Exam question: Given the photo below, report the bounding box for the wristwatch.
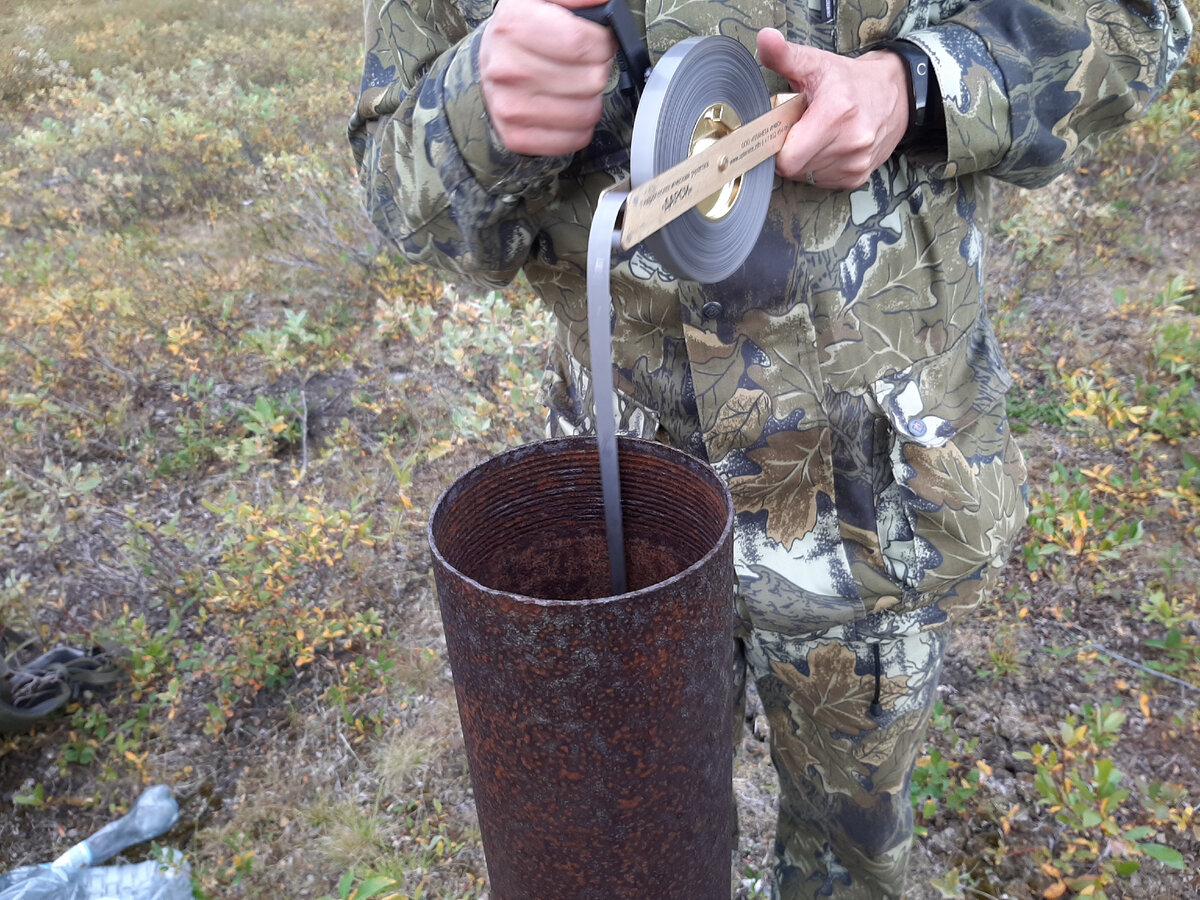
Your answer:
[877,39,940,151]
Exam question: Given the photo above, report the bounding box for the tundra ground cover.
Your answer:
[1,2,1198,898]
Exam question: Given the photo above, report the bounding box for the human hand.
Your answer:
[479,0,618,156]
[755,28,909,189]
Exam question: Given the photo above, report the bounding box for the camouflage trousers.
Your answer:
[734,619,948,900]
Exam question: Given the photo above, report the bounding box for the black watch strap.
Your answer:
[878,39,939,151]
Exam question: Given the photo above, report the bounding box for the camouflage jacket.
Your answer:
[350,0,1192,638]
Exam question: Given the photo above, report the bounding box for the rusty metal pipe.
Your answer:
[428,436,736,899]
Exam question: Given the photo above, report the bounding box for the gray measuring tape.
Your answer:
[631,36,775,282]
[587,35,778,594]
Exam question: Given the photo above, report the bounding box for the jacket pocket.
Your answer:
[868,313,1028,607]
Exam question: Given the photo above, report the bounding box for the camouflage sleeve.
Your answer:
[348,0,573,284]
[902,0,1193,187]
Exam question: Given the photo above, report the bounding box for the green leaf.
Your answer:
[1095,758,1117,786]
[1137,842,1185,869]
[352,875,404,899]
[1123,825,1155,842]
[13,783,45,806]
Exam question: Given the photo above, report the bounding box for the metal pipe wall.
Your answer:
[428,437,736,899]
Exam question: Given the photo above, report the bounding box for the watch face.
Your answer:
[883,40,933,140]
[903,45,930,118]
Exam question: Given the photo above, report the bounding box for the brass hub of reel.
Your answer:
[689,102,743,221]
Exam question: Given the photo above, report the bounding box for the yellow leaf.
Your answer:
[1140,692,1152,720]
[1043,882,1066,899]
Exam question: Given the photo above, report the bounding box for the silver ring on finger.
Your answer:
[805,170,817,186]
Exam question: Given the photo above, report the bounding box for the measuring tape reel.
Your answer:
[629,36,774,283]
[582,24,802,592]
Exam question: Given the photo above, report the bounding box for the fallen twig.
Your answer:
[1042,617,1200,694]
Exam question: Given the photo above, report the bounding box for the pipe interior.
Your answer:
[432,444,729,600]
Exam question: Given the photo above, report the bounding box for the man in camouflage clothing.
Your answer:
[350,0,1192,895]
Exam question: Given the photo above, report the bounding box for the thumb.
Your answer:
[756,28,820,89]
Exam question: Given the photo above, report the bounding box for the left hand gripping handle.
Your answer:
[572,0,651,110]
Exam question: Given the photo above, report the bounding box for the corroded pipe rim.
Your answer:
[427,435,735,606]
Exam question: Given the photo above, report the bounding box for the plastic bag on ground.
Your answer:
[0,785,192,899]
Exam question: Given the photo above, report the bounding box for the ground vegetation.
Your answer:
[1,2,1198,898]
